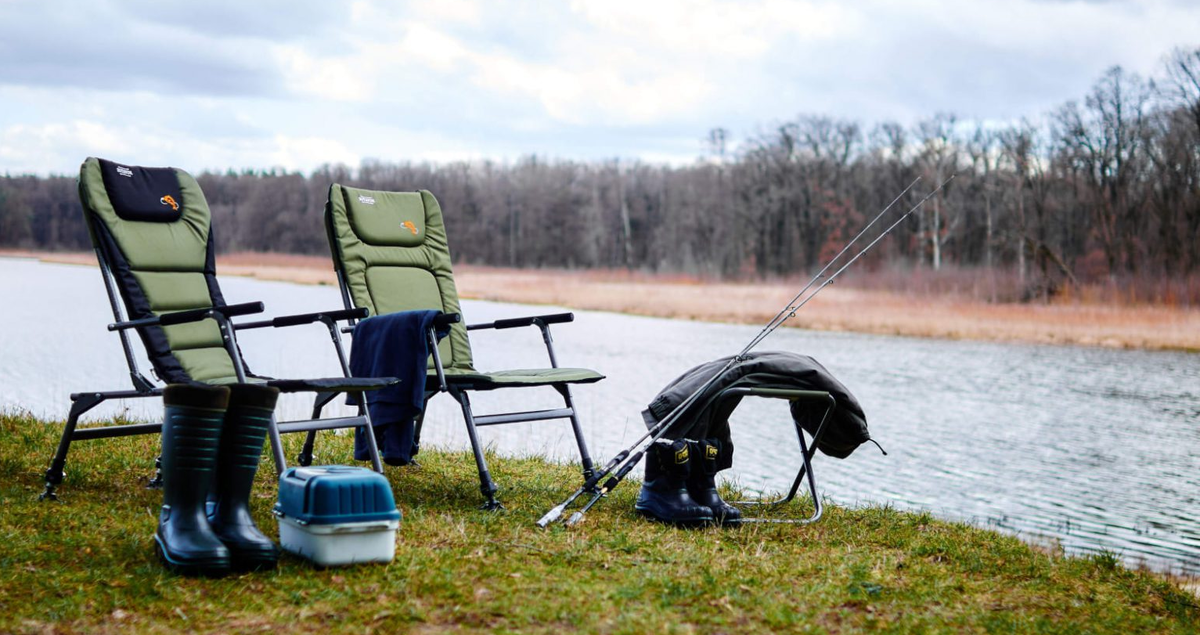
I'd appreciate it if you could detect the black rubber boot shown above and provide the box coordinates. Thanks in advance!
[208,384,281,571]
[686,439,742,525]
[634,439,715,527]
[156,384,232,577]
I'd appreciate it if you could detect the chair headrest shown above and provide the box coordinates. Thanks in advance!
[340,186,426,248]
[97,158,185,223]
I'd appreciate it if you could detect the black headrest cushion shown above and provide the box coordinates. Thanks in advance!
[98,158,185,222]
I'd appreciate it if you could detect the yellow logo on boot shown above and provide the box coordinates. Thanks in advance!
[674,445,689,464]
[706,445,718,460]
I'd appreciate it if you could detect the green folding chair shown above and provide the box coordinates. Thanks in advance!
[39,158,396,501]
[311,185,604,509]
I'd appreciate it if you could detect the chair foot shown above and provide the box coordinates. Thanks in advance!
[296,452,313,467]
[41,462,64,501]
[479,481,502,511]
[146,456,164,489]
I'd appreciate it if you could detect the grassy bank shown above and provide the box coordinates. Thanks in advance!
[6,249,1200,352]
[1,412,1196,634]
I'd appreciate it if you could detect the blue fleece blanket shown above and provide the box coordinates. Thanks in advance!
[349,310,449,465]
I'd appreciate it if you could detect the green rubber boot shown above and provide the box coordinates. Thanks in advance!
[634,439,715,527]
[155,384,232,577]
[686,439,742,525]
[208,384,280,571]
[207,384,281,571]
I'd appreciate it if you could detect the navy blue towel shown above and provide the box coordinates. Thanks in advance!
[348,310,449,466]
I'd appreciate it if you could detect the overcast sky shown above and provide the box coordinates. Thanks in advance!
[0,0,1196,175]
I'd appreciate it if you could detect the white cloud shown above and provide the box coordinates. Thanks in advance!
[466,50,715,125]
[268,134,359,171]
[274,45,377,102]
[1,0,1198,174]
[408,0,483,26]
[0,121,134,174]
[396,23,473,72]
[0,118,363,175]
[571,0,854,58]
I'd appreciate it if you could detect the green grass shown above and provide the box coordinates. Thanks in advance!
[1,411,1196,634]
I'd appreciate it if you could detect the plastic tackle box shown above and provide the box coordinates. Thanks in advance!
[274,466,401,566]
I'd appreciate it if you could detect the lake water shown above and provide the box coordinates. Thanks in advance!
[2,257,1198,574]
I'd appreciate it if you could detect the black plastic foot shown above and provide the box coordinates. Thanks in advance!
[296,452,313,467]
[146,457,164,489]
[39,484,58,502]
[480,498,505,512]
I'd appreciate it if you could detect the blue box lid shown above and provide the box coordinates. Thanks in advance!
[274,466,401,525]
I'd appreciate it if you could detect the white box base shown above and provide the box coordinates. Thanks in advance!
[277,516,399,567]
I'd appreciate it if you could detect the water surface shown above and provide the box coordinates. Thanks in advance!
[2,258,1197,574]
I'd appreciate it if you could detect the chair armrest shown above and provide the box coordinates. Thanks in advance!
[434,312,462,329]
[339,311,461,333]
[236,307,368,331]
[467,312,574,331]
[109,301,265,331]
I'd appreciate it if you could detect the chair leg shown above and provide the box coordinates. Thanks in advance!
[452,389,501,510]
[267,412,288,476]
[415,391,437,458]
[297,432,317,467]
[146,455,164,489]
[298,391,337,466]
[40,393,105,501]
[554,384,595,480]
[358,401,384,474]
[796,427,823,524]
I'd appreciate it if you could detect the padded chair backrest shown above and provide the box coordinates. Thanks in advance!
[78,157,240,384]
[325,185,474,372]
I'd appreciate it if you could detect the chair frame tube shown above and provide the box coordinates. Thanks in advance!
[40,249,385,501]
[323,267,596,510]
[717,387,836,524]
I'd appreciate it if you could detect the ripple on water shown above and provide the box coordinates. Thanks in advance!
[2,257,1199,574]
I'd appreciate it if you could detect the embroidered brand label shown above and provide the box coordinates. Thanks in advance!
[401,220,419,235]
[358,195,376,205]
[674,446,689,465]
[706,445,718,460]
[116,166,133,178]
[159,195,179,211]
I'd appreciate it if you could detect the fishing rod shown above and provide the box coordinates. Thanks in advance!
[539,177,922,528]
[537,175,954,528]
[534,178,917,528]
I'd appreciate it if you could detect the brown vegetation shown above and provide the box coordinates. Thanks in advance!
[10,250,1199,352]
[2,50,1199,310]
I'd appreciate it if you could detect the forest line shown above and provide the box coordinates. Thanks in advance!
[1,48,1198,305]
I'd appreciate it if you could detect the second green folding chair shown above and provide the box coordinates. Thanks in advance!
[308,185,604,509]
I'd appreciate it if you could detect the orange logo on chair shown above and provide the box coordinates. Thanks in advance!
[160,195,179,211]
[401,221,419,235]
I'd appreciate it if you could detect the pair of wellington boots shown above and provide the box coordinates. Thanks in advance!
[634,438,742,527]
[155,383,280,576]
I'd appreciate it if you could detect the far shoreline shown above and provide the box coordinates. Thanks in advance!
[5,249,1199,353]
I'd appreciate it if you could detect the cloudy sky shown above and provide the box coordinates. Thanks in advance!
[0,0,1196,175]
